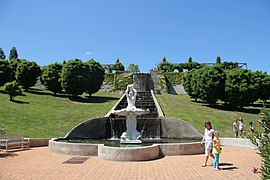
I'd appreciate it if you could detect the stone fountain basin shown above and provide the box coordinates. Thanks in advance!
[98,144,160,161]
[49,138,204,161]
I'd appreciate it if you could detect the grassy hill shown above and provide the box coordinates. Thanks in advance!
[156,94,269,137]
[0,88,121,138]
[0,88,268,138]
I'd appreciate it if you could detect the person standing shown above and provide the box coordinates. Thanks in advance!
[239,118,246,138]
[233,118,239,138]
[249,121,255,133]
[213,131,222,171]
[201,121,214,167]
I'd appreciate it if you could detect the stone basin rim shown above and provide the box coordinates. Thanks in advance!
[52,138,201,147]
[49,138,205,161]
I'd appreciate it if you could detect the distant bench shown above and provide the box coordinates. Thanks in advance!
[0,134,30,151]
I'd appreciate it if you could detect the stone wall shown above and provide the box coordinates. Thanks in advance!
[65,117,111,139]
[99,72,133,93]
[160,116,203,139]
[133,73,154,92]
[150,70,187,95]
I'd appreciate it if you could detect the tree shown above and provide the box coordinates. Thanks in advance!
[253,71,270,106]
[16,60,41,90]
[0,47,6,59]
[61,59,92,96]
[3,81,23,101]
[0,60,12,86]
[250,109,270,180]
[186,61,203,71]
[197,66,225,105]
[157,57,174,72]
[9,58,21,81]
[85,59,105,96]
[114,58,125,71]
[188,57,193,63]
[183,66,225,105]
[216,56,221,64]
[127,63,140,73]
[173,63,184,72]
[219,61,239,70]
[225,69,259,108]
[9,47,18,60]
[41,63,63,94]
[183,70,199,101]
[107,65,113,73]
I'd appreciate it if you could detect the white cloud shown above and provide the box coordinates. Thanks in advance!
[85,51,94,55]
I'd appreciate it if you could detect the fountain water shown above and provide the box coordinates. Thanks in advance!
[112,84,149,144]
[109,91,160,140]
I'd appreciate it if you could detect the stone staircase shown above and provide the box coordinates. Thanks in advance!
[109,91,160,139]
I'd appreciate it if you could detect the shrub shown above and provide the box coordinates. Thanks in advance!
[250,109,270,180]
[3,81,23,101]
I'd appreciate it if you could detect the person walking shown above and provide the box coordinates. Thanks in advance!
[200,121,214,167]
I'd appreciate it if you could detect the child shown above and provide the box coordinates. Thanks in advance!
[213,131,221,171]
[239,118,246,138]
[249,121,255,133]
[232,118,238,138]
[200,121,214,167]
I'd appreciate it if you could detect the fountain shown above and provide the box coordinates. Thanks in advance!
[49,73,204,161]
[111,85,149,144]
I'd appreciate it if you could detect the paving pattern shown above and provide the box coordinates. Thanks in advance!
[0,147,261,180]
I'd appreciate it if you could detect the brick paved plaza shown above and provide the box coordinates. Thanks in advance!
[0,146,261,180]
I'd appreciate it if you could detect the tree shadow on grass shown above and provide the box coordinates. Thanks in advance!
[203,104,260,115]
[26,88,119,103]
[17,93,26,96]
[27,88,71,98]
[11,99,29,104]
[69,96,119,103]
[26,88,71,98]
[191,99,267,114]
[26,88,53,96]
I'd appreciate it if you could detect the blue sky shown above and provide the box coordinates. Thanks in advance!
[1,0,270,73]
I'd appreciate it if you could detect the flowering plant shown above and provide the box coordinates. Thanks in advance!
[250,109,270,180]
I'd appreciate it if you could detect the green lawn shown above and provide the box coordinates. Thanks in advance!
[0,88,121,138]
[156,94,269,137]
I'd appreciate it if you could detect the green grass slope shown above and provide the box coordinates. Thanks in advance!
[156,94,268,137]
[0,88,121,138]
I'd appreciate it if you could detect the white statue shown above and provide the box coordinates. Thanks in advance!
[112,84,150,143]
[125,84,137,110]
